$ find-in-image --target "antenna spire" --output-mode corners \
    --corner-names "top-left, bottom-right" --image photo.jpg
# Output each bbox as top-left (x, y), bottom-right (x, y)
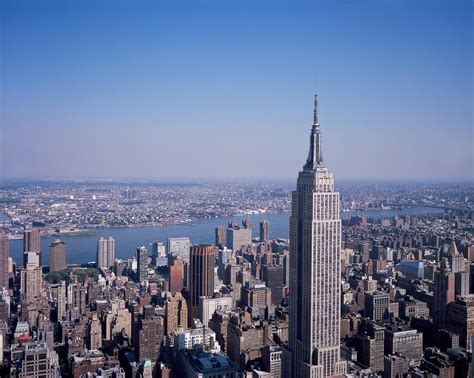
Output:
top-left (313, 94), bottom-right (319, 126)
top-left (304, 91), bottom-right (324, 171)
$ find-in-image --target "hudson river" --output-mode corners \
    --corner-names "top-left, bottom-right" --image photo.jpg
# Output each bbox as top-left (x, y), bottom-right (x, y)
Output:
top-left (7, 207), bottom-right (444, 266)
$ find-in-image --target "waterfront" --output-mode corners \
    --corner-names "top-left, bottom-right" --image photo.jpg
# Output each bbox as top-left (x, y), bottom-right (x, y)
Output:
top-left (7, 206), bottom-right (445, 266)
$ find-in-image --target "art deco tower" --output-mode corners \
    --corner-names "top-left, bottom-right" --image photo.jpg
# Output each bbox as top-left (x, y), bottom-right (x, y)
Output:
top-left (288, 94), bottom-right (346, 377)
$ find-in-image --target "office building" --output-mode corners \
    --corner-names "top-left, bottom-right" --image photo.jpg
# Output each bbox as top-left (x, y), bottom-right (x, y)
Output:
top-left (209, 310), bottom-right (231, 354)
top-left (49, 239), bottom-right (66, 272)
top-left (446, 295), bottom-right (474, 351)
top-left (173, 322), bottom-right (220, 352)
top-left (0, 234), bottom-right (9, 289)
top-left (17, 341), bottom-right (60, 377)
top-left (165, 292), bottom-right (188, 336)
top-left (167, 237), bottom-right (192, 262)
top-left (168, 256), bottom-right (184, 294)
top-left (96, 236), bottom-right (115, 269)
top-left (198, 294), bottom-right (233, 323)
top-left (384, 354), bottom-right (410, 378)
top-left (20, 263), bottom-right (42, 304)
top-left (262, 264), bottom-right (284, 305)
top-left (364, 291), bottom-right (391, 322)
top-left (152, 241), bottom-right (166, 266)
top-left (288, 93), bottom-right (346, 377)
top-left (135, 315), bottom-right (163, 363)
top-left (215, 226), bottom-right (226, 248)
top-left (189, 245), bottom-right (215, 320)
top-left (259, 220), bottom-right (270, 243)
top-left (136, 245), bottom-right (148, 283)
top-left (384, 322), bottom-right (423, 365)
top-left (226, 221), bottom-right (252, 251)
top-left (261, 344), bottom-right (282, 378)
top-left (433, 258), bottom-right (455, 329)
top-left (241, 281), bottom-right (272, 315)
top-left (176, 346), bottom-right (240, 378)
top-left (355, 320), bottom-right (385, 371)
top-left (23, 227), bottom-right (41, 267)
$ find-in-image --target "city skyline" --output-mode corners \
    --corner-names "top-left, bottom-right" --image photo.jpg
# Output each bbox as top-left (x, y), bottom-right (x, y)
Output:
top-left (2, 1), bottom-right (472, 181)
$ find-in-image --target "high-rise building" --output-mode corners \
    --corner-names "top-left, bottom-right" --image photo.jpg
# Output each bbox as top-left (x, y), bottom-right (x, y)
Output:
top-left (165, 292), bottom-right (188, 335)
top-left (262, 264), bottom-right (284, 305)
top-left (226, 221), bottom-right (252, 251)
top-left (17, 341), bottom-right (60, 377)
top-left (49, 239), bottom-right (66, 272)
top-left (364, 291), bottom-right (390, 322)
top-left (198, 294), bottom-right (233, 323)
top-left (23, 227), bottom-right (41, 267)
top-left (152, 241), bottom-right (166, 266)
top-left (445, 295), bottom-right (474, 351)
top-left (0, 234), bottom-right (9, 290)
top-left (96, 236), bottom-right (115, 269)
top-left (167, 237), bottom-right (192, 262)
top-left (88, 312), bottom-right (102, 350)
top-left (136, 246), bottom-right (148, 283)
top-left (288, 94), bottom-right (346, 377)
top-left (189, 245), bottom-right (215, 320)
top-left (20, 263), bottom-right (42, 304)
top-left (259, 220), bottom-right (270, 243)
top-left (355, 320), bottom-right (385, 371)
top-left (168, 256), bottom-right (184, 294)
top-left (215, 226), bottom-right (226, 248)
top-left (384, 322), bottom-right (423, 364)
top-left (135, 315), bottom-right (163, 363)
top-left (433, 258), bottom-right (455, 330)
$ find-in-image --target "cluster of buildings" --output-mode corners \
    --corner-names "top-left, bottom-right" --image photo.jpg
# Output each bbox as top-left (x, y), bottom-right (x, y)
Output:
top-left (0, 182), bottom-right (292, 234)
top-left (0, 93), bottom-right (471, 378)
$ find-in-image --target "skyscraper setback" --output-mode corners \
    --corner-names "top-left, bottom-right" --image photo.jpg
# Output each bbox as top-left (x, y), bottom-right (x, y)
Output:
top-left (288, 94), bottom-right (346, 377)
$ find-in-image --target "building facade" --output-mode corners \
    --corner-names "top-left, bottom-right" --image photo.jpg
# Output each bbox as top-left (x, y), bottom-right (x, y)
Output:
top-left (189, 245), bottom-right (215, 320)
top-left (288, 94), bottom-right (346, 377)
top-left (96, 236), bottom-right (115, 269)
top-left (49, 239), bottom-right (66, 272)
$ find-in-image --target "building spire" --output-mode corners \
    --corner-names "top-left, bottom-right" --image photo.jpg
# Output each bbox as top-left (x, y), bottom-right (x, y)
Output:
top-left (313, 93), bottom-right (319, 126)
top-left (304, 93), bottom-right (324, 171)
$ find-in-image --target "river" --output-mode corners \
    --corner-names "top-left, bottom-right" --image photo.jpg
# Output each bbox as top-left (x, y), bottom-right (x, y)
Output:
top-left (6, 206), bottom-right (444, 266)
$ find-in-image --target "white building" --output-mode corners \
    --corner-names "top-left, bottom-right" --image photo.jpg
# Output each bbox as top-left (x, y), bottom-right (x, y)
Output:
top-left (198, 295), bottom-right (233, 324)
top-left (173, 324), bottom-right (220, 353)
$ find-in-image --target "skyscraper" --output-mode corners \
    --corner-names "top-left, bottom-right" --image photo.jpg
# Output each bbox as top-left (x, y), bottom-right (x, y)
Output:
top-left (288, 94), bottom-right (346, 377)
top-left (49, 239), bottom-right (66, 272)
top-left (152, 241), bottom-right (166, 266)
top-left (136, 246), bottom-right (148, 283)
top-left (226, 221), bottom-right (252, 251)
top-left (215, 226), bottom-right (226, 248)
top-left (433, 258), bottom-right (455, 330)
top-left (0, 235), bottom-right (9, 290)
top-left (96, 236), bottom-right (115, 269)
top-left (23, 228), bottom-right (41, 268)
top-left (189, 245), bottom-right (215, 320)
top-left (167, 237), bottom-right (192, 262)
top-left (168, 256), bottom-right (184, 294)
top-left (259, 220), bottom-right (270, 243)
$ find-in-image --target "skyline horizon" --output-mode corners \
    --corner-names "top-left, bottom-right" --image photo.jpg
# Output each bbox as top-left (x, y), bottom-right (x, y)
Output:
top-left (1, 175), bottom-right (473, 184)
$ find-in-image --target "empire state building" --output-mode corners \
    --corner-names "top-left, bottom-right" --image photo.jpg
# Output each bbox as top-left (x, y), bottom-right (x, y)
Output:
top-left (288, 94), bottom-right (347, 377)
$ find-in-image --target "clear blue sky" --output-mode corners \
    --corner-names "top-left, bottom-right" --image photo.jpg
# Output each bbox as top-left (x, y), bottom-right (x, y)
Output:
top-left (1, 0), bottom-right (472, 181)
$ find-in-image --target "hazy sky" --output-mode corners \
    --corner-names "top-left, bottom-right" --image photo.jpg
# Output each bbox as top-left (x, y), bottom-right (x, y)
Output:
top-left (1, 0), bottom-right (472, 181)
